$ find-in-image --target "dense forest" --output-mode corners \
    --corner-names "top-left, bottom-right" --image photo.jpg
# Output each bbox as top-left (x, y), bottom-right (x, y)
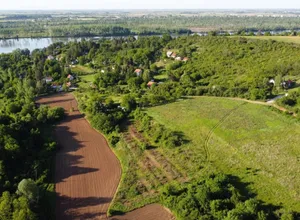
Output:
top-left (0, 34), bottom-right (300, 219)
top-left (2, 11), bottom-right (300, 38)
top-left (0, 48), bottom-right (65, 219)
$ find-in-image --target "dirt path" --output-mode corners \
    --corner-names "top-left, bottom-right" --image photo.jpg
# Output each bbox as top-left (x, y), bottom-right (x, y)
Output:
top-left (37, 93), bottom-right (173, 220)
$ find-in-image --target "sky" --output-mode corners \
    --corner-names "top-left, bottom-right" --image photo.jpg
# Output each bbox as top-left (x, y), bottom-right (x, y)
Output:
top-left (2, 0), bottom-right (300, 10)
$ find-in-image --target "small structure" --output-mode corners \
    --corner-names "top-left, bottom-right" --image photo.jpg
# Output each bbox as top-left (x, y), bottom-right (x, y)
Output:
top-left (175, 57), bottom-right (182, 61)
top-left (134, 69), bottom-right (143, 77)
top-left (47, 55), bottom-right (54, 60)
top-left (183, 57), bottom-right (189, 62)
top-left (66, 82), bottom-right (71, 87)
top-left (67, 74), bottom-right (74, 81)
top-left (269, 79), bottom-right (275, 85)
top-left (166, 51), bottom-right (173, 58)
top-left (171, 53), bottom-right (177, 59)
top-left (43, 77), bottom-right (53, 83)
top-left (147, 81), bottom-right (156, 88)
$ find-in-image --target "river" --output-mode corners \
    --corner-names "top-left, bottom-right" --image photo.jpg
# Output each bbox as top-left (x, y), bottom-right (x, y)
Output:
top-left (0, 36), bottom-right (138, 54)
top-left (0, 30), bottom-right (296, 54)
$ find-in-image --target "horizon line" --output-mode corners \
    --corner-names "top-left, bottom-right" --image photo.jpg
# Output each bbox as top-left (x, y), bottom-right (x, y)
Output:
top-left (1, 8), bottom-right (300, 11)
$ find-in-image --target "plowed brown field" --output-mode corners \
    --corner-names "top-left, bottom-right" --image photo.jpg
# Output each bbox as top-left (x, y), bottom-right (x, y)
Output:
top-left (37, 93), bottom-right (174, 220)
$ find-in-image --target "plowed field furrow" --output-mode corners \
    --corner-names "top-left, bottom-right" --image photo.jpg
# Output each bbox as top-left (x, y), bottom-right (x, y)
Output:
top-left (37, 93), bottom-right (173, 220)
top-left (37, 93), bottom-right (121, 219)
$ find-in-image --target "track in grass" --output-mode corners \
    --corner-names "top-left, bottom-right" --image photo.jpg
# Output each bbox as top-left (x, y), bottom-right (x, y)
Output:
top-left (203, 102), bottom-right (247, 161)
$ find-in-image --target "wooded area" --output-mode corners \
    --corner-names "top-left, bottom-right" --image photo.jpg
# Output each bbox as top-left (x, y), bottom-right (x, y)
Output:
top-left (1, 34), bottom-right (300, 219)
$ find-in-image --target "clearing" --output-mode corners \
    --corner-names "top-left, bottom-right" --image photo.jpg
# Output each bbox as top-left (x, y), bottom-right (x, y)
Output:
top-left (146, 96), bottom-right (300, 211)
top-left (239, 36), bottom-right (300, 45)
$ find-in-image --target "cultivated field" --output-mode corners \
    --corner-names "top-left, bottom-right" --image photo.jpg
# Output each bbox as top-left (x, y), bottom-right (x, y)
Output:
top-left (37, 93), bottom-right (173, 219)
top-left (146, 97), bottom-right (300, 211)
top-left (37, 93), bottom-right (121, 219)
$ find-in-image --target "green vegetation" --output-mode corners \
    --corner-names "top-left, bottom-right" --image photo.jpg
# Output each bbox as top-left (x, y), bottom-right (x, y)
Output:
top-left (147, 97), bottom-right (300, 214)
top-left (1, 33), bottom-right (300, 219)
top-left (240, 36), bottom-right (300, 44)
top-left (0, 44), bottom-right (65, 218)
top-left (161, 174), bottom-right (271, 220)
top-left (3, 11), bottom-right (300, 38)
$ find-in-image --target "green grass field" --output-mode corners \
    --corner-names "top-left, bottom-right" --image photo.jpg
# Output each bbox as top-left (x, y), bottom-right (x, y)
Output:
top-left (77, 73), bottom-right (96, 88)
top-left (146, 97), bottom-right (300, 211)
top-left (237, 36), bottom-right (300, 44)
top-left (71, 65), bottom-right (95, 75)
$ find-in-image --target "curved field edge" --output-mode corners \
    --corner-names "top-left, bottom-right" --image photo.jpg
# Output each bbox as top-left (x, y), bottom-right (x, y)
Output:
top-left (73, 93), bottom-right (173, 217)
top-left (146, 96), bottom-right (300, 211)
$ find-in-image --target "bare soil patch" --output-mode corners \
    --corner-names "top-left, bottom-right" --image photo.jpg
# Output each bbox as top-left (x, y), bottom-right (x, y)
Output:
top-left (37, 93), bottom-right (121, 219)
top-left (110, 204), bottom-right (175, 220)
top-left (37, 93), bottom-right (173, 219)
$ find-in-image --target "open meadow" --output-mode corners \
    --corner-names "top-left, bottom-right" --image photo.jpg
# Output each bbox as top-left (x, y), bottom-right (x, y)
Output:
top-left (239, 36), bottom-right (300, 44)
top-left (146, 96), bottom-right (300, 211)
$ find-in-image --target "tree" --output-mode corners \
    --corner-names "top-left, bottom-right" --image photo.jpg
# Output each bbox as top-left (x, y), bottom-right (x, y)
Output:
top-left (121, 95), bottom-right (136, 112)
top-left (0, 191), bottom-right (12, 220)
top-left (16, 179), bottom-right (39, 203)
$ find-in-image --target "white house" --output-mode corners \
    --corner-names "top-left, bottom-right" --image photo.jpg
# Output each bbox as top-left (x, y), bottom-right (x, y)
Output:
top-left (269, 79), bottom-right (275, 85)
top-left (175, 57), bottom-right (182, 61)
top-left (167, 51), bottom-right (173, 57)
top-left (47, 55), bottom-right (55, 60)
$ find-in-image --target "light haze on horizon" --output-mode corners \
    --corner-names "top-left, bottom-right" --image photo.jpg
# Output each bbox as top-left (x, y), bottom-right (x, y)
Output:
top-left (2, 0), bottom-right (300, 10)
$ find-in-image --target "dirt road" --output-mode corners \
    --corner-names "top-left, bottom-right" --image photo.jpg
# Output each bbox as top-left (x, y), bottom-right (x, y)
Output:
top-left (37, 93), bottom-right (173, 220)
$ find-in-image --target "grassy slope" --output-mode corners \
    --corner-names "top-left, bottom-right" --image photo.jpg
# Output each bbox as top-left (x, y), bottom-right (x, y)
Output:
top-left (238, 36), bottom-right (300, 44)
top-left (147, 96), bottom-right (300, 211)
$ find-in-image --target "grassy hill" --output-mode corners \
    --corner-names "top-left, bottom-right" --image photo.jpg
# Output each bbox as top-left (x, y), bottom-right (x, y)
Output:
top-left (146, 96), bottom-right (300, 211)
top-left (240, 36), bottom-right (300, 45)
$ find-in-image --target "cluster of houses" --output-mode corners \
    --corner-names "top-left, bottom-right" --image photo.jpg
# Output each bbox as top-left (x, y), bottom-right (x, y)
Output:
top-left (166, 51), bottom-right (189, 62)
top-left (42, 74), bottom-right (75, 92)
top-left (269, 78), bottom-right (295, 89)
top-left (134, 68), bottom-right (157, 88)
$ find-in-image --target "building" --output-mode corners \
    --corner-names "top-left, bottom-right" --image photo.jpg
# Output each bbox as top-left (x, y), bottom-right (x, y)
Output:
top-left (47, 55), bottom-right (55, 60)
top-left (183, 57), bottom-right (189, 62)
top-left (269, 79), bottom-right (275, 85)
top-left (175, 57), bottom-right (182, 61)
top-left (166, 51), bottom-right (173, 57)
top-left (147, 81), bottom-right (156, 88)
top-left (171, 53), bottom-right (177, 59)
top-left (134, 69), bottom-right (143, 77)
top-left (67, 74), bottom-right (74, 81)
top-left (43, 77), bottom-right (53, 83)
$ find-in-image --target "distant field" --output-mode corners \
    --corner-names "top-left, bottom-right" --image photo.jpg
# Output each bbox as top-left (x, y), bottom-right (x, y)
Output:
top-left (77, 74), bottom-right (96, 89)
top-left (239, 36), bottom-right (300, 44)
top-left (146, 97), bottom-right (300, 211)
top-left (71, 65), bottom-right (95, 75)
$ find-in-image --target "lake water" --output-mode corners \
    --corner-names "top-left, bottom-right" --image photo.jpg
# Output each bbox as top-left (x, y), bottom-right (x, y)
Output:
top-left (0, 37), bottom-right (106, 54)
